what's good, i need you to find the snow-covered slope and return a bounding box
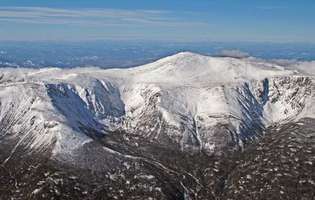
[0,52,313,161]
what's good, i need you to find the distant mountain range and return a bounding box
[1,41,315,69]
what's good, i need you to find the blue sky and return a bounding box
[0,0,314,43]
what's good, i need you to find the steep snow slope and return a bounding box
[0,52,313,161]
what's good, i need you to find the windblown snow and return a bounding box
[0,52,314,160]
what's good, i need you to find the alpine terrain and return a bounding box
[1,52,315,200]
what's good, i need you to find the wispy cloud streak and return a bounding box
[0,6,202,26]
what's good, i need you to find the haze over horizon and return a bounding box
[0,0,315,43]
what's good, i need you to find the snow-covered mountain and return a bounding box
[0,52,314,164]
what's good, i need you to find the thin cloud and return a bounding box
[0,6,213,41]
[217,49,250,58]
[0,6,202,26]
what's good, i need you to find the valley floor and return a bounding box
[1,118,315,200]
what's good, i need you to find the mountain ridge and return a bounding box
[0,52,314,164]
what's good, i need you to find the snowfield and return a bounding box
[0,52,314,161]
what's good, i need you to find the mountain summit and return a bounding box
[0,52,313,162]
[1,52,315,199]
